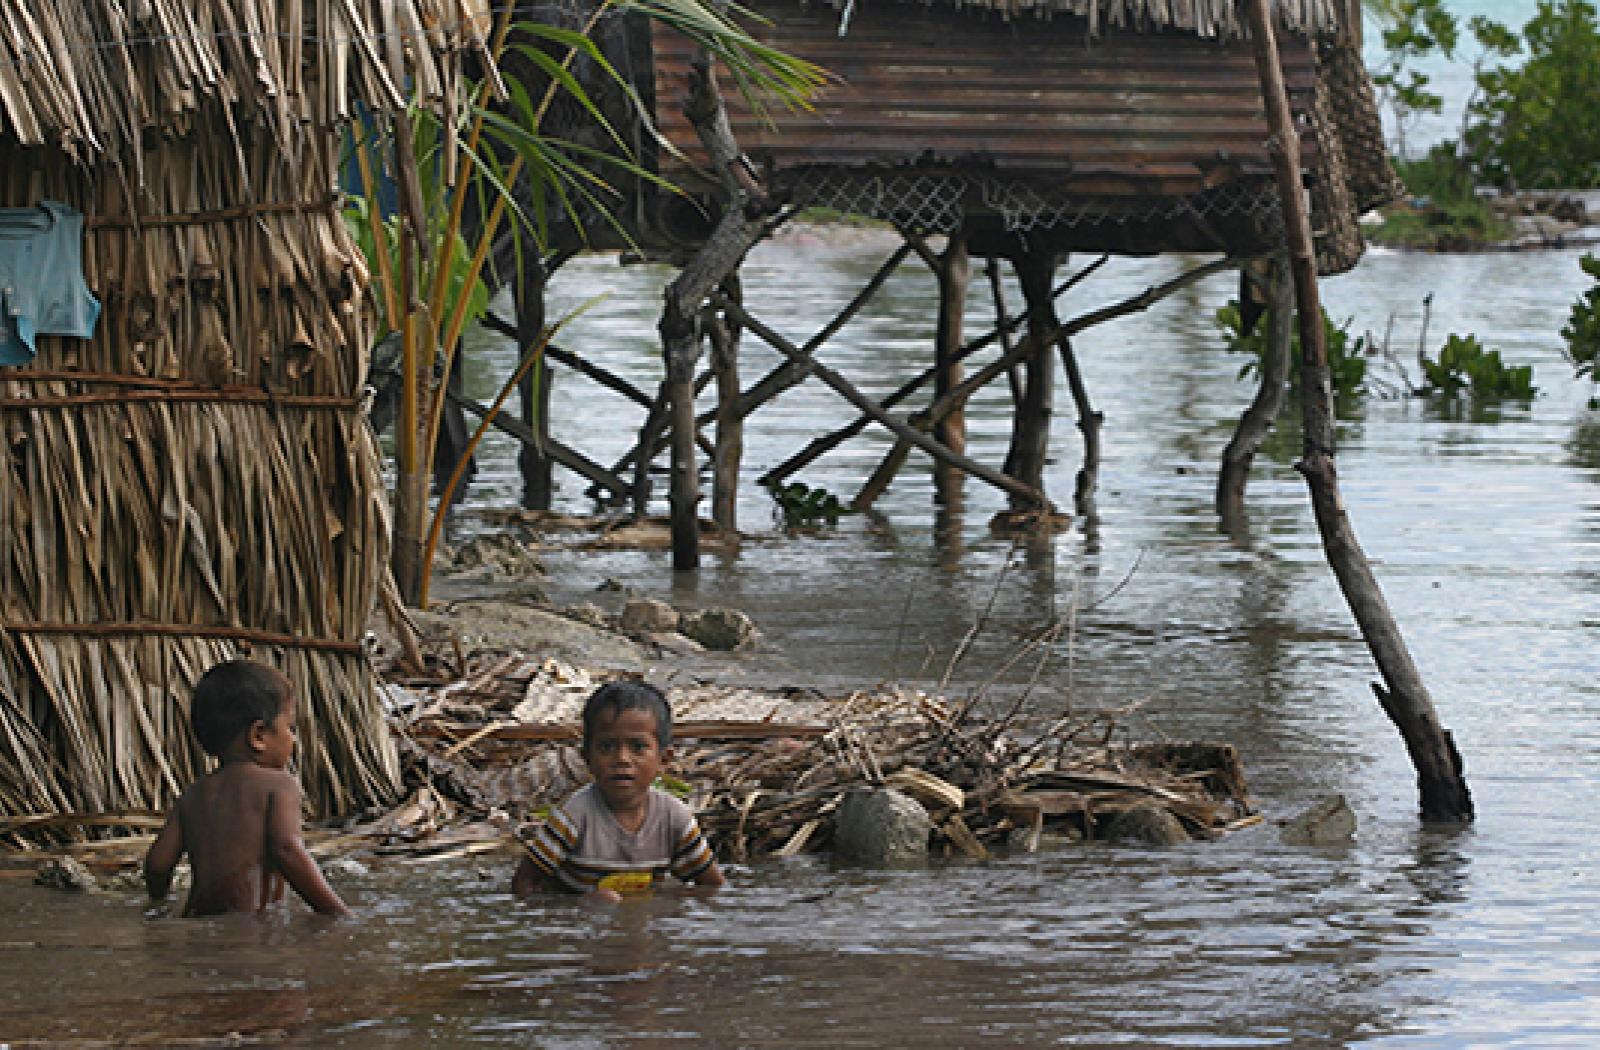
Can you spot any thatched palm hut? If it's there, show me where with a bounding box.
[0,1,488,831]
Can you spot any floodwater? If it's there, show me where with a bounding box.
[4,236,1598,1046]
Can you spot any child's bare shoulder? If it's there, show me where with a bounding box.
[189,764,300,805]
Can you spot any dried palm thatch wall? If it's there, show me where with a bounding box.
[0,0,491,828]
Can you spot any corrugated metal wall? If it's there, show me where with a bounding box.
[652,1,1318,199]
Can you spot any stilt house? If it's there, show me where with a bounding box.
[501,0,1396,547]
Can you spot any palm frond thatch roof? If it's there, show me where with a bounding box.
[0,0,493,157]
[798,0,1348,38]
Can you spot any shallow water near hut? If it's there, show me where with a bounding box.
[3,236,1599,1046]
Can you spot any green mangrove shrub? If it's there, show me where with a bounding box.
[768,481,849,530]
[1562,254,1600,381]
[1419,334,1536,398]
[1215,300,1368,400]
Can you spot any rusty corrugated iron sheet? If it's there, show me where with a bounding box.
[652,1,1318,198]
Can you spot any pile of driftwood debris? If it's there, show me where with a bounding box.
[1,653,1260,885]
[390,653,1260,863]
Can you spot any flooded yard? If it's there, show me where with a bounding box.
[3,238,1598,1046]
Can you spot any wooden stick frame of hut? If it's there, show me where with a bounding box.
[0,0,493,832]
[485,0,1469,819]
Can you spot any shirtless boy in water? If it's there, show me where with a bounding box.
[145,659,351,917]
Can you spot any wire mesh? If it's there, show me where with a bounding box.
[781,166,1286,243]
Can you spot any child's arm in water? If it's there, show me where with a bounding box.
[689,859,726,890]
[144,805,186,902]
[265,775,353,917]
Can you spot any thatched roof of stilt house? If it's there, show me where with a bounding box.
[528,0,1392,272]
[0,1,489,835]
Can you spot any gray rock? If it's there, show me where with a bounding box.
[832,787,931,866]
[564,602,610,629]
[406,600,648,670]
[680,607,757,651]
[618,597,680,635]
[1102,805,1190,847]
[1279,794,1357,846]
[36,856,98,892]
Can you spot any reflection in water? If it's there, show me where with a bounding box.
[6,243,1599,1044]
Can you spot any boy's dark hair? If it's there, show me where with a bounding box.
[190,659,292,757]
[581,680,671,749]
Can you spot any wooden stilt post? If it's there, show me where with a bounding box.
[1009,250,1058,508]
[708,273,743,533]
[1243,0,1472,821]
[1217,255,1291,526]
[512,252,553,509]
[658,35,775,570]
[934,234,970,504]
[719,296,1050,509]
[986,256,1025,407]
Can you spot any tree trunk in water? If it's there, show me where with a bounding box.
[1244,0,1472,821]
[934,235,970,505]
[1217,256,1291,528]
[1008,251,1057,509]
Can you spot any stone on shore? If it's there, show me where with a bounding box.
[1278,794,1356,846]
[1102,805,1190,847]
[618,598,679,635]
[680,607,757,651]
[832,787,932,866]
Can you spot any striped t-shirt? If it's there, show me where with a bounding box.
[524,784,716,895]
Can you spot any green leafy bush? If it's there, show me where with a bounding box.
[1366,143,1513,249]
[1562,254,1600,385]
[1419,333,1536,398]
[768,481,849,529]
[1215,300,1368,400]
[1466,0,1600,189]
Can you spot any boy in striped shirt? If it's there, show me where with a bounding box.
[512,681,724,902]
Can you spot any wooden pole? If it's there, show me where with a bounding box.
[513,253,553,509]
[708,275,743,532]
[987,256,1026,407]
[657,38,773,569]
[445,389,627,499]
[1217,255,1291,527]
[934,234,970,504]
[855,233,968,512]
[1008,250,1058,508]
[765,256,1108,488]
[719,296,1051,510]
[1242,0,1472,821]
[1055,334,1100,514]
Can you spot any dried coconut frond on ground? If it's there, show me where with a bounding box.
[385,655,1257,863]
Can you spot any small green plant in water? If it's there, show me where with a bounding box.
[1562,254,1600,407]
[768,481,849,529]
[1215,300,1369,400]
[1419,333,1536,399]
